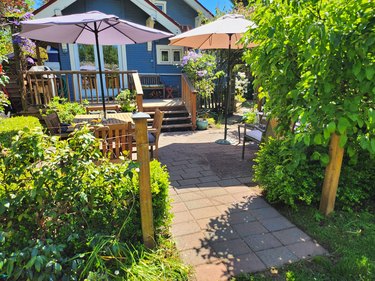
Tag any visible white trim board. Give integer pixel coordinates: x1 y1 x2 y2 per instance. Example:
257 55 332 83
34 0 78 18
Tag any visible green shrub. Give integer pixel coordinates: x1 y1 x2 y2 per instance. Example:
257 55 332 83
0 127 174 280
253 138 375 209
0 116 41 147
242 111 257 124
115 89 136 112
45 97 87 123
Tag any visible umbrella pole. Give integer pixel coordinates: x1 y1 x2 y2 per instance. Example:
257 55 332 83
215 33 233 145
94 22 107 119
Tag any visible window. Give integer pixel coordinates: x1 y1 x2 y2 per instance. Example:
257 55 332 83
156 45 183 65
153 0 167 13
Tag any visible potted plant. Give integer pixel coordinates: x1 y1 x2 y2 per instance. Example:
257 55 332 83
196 110 209 130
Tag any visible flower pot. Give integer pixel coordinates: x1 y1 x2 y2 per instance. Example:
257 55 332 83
196 119 208 130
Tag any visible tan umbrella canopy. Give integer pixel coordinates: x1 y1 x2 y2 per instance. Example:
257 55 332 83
170 14 257 144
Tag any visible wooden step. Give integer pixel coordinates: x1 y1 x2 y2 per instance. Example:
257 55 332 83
162 123 193 129
148 110 188 115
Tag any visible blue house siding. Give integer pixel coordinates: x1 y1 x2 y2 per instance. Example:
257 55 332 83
165 0 197 27
50 0 202 98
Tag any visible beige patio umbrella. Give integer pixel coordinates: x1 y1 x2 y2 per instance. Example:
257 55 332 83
170 14 257 144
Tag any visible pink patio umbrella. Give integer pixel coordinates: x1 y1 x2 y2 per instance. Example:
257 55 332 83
170 14 257 144
19 11 173 118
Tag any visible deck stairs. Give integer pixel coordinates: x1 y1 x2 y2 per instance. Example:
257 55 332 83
143 100 193 132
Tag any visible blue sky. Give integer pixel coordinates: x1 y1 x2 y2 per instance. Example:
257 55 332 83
199 0 233 14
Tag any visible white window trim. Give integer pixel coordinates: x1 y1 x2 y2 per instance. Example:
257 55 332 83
156 45 183 65
152 0 167 13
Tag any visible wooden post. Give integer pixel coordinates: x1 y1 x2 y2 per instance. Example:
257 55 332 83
319 133 344 215
132 112 155 248
132 73 144 112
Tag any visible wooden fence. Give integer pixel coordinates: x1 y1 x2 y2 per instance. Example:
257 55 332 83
23 70 143 108
181 73 197 130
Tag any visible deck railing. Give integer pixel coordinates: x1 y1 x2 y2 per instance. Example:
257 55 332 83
181 73 197 130
23 70 143 109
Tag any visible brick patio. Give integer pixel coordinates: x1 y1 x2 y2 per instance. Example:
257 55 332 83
158 126 327 281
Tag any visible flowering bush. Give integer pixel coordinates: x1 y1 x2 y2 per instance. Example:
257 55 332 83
235 72 249 98
181 50 220 97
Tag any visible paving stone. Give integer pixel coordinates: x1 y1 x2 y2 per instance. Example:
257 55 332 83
170 180 180 187
273 227 311 245
171 202 188 213
194 261 229 281
178 178 201 186
180 247 218 266
211 194 237 205
183 167 206 174
224 185 252 194
173 210 195 224
181 172 203 179
199 175 222 183
210 238 252 257
201 187 228 197
228 252 267 276
172 221 201 237
175 186 200 194
256 246 298 267
169 188 177 195
171 160 190 166
260 216 295 232
236 177 253 184
225 211 257 225
174 232 207 251
190 206 222 220
244 233 283 252
218 178 242 187
169 174 183 181
185 198 214 210
251 207 281 220
204 225 240 242
196 181 221 188
178 191 205 201
200 170 217 176
287 241 327 259
232 221 268 237
170 194 181 204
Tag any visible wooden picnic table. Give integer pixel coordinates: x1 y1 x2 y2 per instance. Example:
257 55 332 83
73 112 134 125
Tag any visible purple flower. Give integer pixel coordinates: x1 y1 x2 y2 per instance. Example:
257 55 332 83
197 70 207 77
22 12 34 20
26 57 35 64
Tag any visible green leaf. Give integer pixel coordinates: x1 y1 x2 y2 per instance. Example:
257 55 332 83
338 117 350 134
35 256 43 272
25 256 36 269
314 134 322 145
353 62 361 76
371 139 375 153
347 145 355 157
327 122 336 134
54 263 62 273
321 153 330 166
304 134 311 146
365 67 374 80
339 134 348 147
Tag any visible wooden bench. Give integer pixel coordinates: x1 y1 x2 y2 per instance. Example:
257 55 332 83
139 74 165 98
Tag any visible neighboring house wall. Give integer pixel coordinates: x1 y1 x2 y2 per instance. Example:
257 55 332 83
164 0 196 27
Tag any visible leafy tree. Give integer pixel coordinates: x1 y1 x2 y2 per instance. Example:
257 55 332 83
243 0 375 214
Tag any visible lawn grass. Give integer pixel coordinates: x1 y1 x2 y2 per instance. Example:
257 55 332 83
234 205 375 281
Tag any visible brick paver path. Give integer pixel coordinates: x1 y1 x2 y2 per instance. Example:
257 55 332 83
158 127 327 281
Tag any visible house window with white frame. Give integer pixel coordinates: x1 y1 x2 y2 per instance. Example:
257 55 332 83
152 0 167 13
156 45 183 65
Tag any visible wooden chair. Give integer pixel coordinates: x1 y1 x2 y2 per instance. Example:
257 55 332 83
107 122 134 161
42 112 73 139
148 109 164 159
92 125 110 156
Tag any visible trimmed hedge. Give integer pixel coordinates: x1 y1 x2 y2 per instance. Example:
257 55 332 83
0 116 41 147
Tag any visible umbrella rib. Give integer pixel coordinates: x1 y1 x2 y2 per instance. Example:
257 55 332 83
197 33 214 49
111 24 138 44
73 24 88 43
98 21 120 33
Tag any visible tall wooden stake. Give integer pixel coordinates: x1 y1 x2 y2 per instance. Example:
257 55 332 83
319 133 344 215
132 112 155 248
